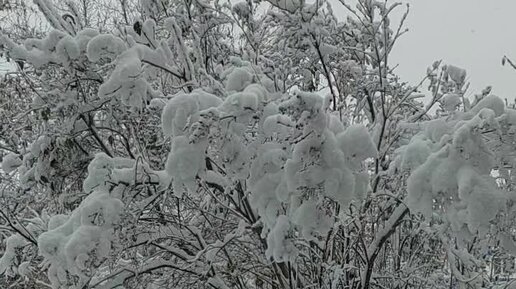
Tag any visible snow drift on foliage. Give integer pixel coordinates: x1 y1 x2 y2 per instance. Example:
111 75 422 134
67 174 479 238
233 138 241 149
403 95 507 235
158 75 377 262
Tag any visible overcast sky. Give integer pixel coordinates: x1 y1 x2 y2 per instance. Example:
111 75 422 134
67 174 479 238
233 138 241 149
331 0 516 101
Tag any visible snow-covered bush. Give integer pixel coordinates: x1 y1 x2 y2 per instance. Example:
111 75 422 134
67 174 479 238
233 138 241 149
2 0 516 289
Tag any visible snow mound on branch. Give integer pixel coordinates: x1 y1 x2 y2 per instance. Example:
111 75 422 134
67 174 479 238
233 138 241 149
407 146 458 219
97 47 148 108
468 94 505 117
218 83 269 123
38 188 124 288
400 136 432 171
441 93 461 112
165 136 206 196
220 136 250 178
244 83 268 102
265 215 297 262
225 67 253 92
75 29 99 53
86 34 126 62
161 90 223 137
55 35 80 68
279 90 324 115
406 108 504 235
1 27 102 71
1 153 22 173
262 114 294 138
83 153 170 194
25 30 65 54
328 113 345 134
416 118 456 143
456 166 504 232
292 199 332 241
83 153 135 193
0 235 29 277
249 171 284 229
337 124 378 170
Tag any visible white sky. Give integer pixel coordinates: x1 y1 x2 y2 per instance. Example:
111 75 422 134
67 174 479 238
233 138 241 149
332 0 516 102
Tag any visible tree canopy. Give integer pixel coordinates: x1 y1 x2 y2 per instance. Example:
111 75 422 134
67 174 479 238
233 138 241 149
1 0 516 289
